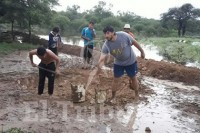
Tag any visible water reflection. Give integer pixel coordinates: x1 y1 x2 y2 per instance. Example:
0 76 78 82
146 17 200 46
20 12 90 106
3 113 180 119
129 77 199 133
39 35 163 61
39 35 84 47
133 44 163 61
38 35 200 68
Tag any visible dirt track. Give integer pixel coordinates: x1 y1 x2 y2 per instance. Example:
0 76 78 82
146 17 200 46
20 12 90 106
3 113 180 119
0 45 200 132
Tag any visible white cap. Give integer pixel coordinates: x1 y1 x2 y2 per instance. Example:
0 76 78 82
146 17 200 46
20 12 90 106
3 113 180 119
124 24 130 29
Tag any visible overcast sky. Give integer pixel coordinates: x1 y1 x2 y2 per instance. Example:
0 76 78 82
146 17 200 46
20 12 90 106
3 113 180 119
54 0 200 20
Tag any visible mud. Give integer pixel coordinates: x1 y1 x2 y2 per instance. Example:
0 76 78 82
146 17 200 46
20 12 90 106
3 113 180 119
0 46 200 132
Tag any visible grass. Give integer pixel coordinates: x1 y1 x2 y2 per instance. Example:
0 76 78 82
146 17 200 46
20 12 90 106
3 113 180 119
140 37 200 64
0 42 38 56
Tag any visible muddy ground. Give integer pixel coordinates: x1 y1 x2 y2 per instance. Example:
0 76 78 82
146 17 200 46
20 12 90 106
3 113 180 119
0 45 200 133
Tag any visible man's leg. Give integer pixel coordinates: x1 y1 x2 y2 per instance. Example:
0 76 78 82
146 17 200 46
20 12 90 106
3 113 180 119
129 76 139 96
83 45 87 69
49 47 58 55
87 45 94 66
125 62 139 96
46 62 56 95
110 64 124 102
111 77 121 100
38 63 46 95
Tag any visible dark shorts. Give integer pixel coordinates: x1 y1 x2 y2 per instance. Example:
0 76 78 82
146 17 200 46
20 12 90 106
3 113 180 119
49 47 58 55
114 62 138 78
83 45 93 59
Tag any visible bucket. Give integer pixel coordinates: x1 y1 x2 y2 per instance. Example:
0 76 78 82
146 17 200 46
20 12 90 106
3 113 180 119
95 86 107 103
71 83 85 103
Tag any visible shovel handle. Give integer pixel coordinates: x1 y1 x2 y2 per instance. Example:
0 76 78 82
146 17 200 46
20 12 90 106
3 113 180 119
37 65 56 74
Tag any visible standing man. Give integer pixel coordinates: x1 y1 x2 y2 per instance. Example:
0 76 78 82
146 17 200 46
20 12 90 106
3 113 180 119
29 47 61 96
81 21 96 69
48 27 62 55
95 26 145 103
123 24 135 39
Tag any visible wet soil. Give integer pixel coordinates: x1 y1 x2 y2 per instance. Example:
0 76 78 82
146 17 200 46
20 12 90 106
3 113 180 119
0 45 199 132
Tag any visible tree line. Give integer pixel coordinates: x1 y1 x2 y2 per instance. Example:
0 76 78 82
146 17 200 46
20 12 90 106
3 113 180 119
0 0 200 41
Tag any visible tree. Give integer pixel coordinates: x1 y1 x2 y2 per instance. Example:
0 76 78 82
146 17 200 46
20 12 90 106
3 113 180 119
65 5 82 21
23 0 59 41
51 14 70 32
161 3 200 37
92 1 113 22
0 0 6 16
1 0 26 40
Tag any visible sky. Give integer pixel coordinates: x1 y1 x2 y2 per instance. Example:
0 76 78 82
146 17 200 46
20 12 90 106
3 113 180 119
54 0 200 20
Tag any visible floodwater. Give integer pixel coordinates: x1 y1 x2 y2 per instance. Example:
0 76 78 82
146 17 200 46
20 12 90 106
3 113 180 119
131 77 200 133
38 35 200 69
0 51 199 132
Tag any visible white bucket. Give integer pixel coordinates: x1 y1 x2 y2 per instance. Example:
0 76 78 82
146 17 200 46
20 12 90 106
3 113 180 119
71 83 85 103
95 89 107 104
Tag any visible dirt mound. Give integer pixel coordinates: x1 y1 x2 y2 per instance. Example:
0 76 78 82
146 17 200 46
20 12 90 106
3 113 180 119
60 44 200 88
138 58 200 87
17 68 144 106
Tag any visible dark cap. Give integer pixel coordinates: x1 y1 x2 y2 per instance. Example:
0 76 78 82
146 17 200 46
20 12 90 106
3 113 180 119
37 47 46 56
103 25 114 34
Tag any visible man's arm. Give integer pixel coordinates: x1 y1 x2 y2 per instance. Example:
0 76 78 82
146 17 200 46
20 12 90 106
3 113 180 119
91 29 96 38
47 50 61 74
132 40 145 59
29 49 37 67
81 28 90 41
96 53 107 75
81 35 90 41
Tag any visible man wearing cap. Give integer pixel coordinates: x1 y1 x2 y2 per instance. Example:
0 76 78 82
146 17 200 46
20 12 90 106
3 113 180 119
95 25 145 103
124 24 135 39
81 21 96 69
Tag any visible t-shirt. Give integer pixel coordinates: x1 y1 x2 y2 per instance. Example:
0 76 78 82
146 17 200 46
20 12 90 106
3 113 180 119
81 27 96 45
101 31 136 66
48 31 61 48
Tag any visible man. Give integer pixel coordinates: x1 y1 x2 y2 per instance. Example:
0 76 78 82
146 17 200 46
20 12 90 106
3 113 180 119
95 26 145 102
29 47 61 96
48 27 62 55
124 24 135 39
81 21 96 69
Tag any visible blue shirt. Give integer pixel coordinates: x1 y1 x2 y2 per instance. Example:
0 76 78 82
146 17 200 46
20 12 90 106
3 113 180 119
81 27 96 45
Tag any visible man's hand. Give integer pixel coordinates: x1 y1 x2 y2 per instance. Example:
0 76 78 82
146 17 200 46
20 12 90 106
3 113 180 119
141 51 145 59
55 69 61 75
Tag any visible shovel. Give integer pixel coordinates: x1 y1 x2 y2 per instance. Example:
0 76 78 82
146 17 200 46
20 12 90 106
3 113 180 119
37 65 63 76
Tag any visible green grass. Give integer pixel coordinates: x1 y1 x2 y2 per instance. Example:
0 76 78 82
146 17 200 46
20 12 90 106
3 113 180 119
0 42 38 56
140 37 200 64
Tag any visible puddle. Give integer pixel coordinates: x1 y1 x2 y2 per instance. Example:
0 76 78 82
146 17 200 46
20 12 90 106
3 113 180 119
128 77 200 133
1 51 200 132
1 74 199 133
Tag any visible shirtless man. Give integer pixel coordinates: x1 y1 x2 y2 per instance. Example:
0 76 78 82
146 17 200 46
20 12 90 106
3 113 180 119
29 47 60 95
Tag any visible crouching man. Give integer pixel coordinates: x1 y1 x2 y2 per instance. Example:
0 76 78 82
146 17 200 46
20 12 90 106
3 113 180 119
29 47 60 96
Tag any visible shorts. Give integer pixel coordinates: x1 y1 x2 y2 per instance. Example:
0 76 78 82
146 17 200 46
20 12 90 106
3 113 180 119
83 45 93 59
49 47 58 55
114 62 138 78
